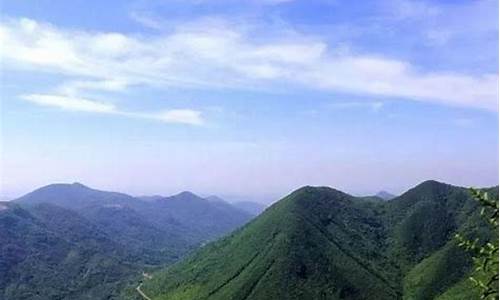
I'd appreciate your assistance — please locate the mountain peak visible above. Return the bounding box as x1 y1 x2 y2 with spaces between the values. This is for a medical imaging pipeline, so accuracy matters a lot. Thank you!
287 185 351 205
404 180 453 197
142 184 397 299
15 182 136 210
173 191 201 199
415 179 449 188
375 191 395 200
71 182 90 188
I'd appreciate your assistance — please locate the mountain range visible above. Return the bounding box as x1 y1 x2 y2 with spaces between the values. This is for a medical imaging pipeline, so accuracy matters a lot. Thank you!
1 183 254 299
1 180 497 299
139 180 498 300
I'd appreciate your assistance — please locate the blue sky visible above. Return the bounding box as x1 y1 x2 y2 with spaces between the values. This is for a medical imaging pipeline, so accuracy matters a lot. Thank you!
0 0 498 202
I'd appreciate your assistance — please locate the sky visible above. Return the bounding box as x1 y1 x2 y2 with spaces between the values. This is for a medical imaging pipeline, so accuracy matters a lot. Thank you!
0 0 498 203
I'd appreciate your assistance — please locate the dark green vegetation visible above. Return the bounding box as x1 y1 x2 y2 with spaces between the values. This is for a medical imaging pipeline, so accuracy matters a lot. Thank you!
1 183 252 299
0 202 140 299
142 180 498 300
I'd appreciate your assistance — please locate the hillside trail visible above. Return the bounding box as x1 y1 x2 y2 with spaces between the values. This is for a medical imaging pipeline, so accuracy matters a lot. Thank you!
136 272 153 300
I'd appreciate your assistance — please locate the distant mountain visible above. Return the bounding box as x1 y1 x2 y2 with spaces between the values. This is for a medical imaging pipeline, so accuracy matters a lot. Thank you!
233 201 267 216
375 190 396 200
16 182 138 210
14 183 196 248
141 180 497 300
204 195 227 204
205 196 266 217
144 191 253 242
6 184 255 299
137 195 164 202
15 184 253 245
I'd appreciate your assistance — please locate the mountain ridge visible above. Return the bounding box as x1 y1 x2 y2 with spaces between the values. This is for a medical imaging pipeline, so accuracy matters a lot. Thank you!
4 183 254 299
141 180 497 300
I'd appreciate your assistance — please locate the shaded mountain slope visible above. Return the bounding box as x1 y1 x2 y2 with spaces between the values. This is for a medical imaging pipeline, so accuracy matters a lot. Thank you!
0 202 140 300
142 192 253 243
80 204 191 265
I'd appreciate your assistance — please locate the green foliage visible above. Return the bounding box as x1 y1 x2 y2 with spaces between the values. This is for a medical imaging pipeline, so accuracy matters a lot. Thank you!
3 181 498 299
455 188 499 300
140 181 498 300
435 277 481 300
403 241 472 300
142 187 398 300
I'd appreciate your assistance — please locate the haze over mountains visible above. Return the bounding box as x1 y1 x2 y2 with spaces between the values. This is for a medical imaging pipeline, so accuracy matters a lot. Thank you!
375 191 396 201
0 183 255 299
1 180 497 299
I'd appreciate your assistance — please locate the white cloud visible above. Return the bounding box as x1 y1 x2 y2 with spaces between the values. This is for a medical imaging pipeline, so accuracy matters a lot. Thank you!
328 101 384 112
22 94 116 113
383 0 498 48
1 17 498 111
21 94 204 125
155 109 204 125
57 80 130 95
129 11 165 30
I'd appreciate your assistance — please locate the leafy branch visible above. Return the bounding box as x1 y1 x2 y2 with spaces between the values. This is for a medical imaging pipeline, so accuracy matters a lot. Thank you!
455 188 499 300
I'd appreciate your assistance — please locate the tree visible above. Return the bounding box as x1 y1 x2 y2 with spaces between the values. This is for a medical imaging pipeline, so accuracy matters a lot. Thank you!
455 188 499 300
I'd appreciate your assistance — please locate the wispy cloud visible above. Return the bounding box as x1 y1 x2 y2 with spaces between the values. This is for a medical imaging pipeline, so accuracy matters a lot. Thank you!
22 94 116 113
21 94 204 125
329 101 384 112
129 11 165 30
154 110 204 125
1 16 498 111
382 0 498 47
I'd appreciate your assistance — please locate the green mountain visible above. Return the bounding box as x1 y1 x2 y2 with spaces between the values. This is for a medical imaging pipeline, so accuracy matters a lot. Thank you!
140 180 497 300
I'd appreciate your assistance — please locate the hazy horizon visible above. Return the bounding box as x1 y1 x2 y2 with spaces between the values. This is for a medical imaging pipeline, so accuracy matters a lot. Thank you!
2 178 498 206
1 0 498 201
